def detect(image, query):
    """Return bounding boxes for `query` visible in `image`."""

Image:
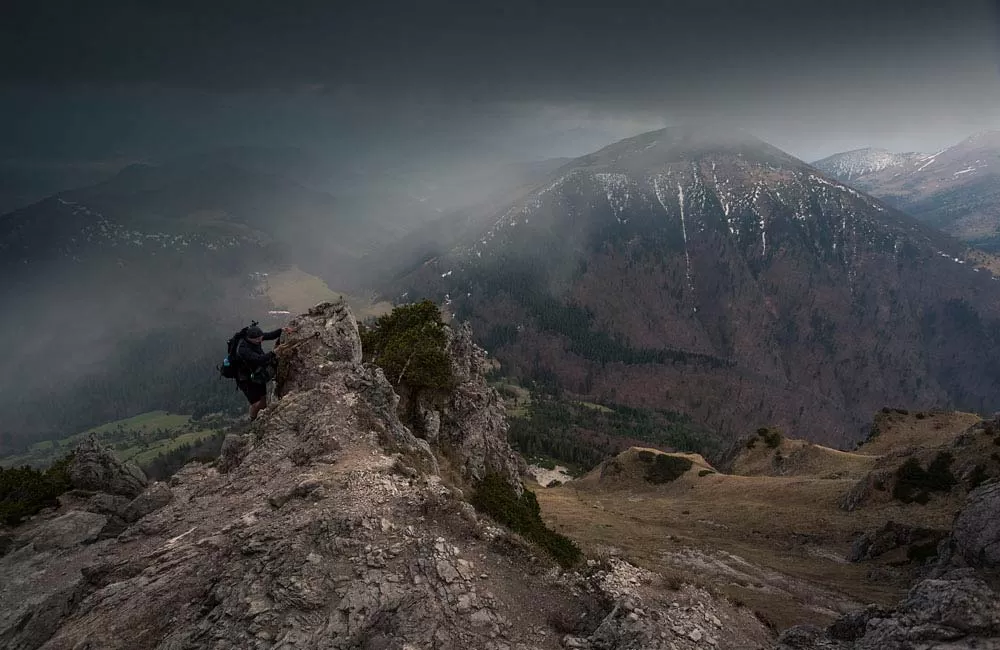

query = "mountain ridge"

[394,126,1000,448]
[815,131,1000,250]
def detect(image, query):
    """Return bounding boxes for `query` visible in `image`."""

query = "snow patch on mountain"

[595,172,631,223]
[813,148,927,181]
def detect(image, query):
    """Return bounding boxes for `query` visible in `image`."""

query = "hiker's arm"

[239,344,276,367]
[262,328,283,341]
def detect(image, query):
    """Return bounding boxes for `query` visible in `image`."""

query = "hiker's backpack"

[218,321,257,379]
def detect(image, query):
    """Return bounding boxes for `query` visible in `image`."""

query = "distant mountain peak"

[812,147,927,182]
[955,130,1000,150]
[563,125,803,177]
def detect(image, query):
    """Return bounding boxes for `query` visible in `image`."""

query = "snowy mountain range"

[814,132,1000,250]
[812,148,929,181]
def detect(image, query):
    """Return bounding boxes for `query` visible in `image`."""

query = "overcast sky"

[1,0,998,171]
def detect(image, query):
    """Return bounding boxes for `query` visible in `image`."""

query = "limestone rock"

[68,436,147,498]
[951,480,1000,570]
[847,521,947,563]
[419,322,524,491]
[216,433,248,473]
[839,469,892,512]
[23,511,108,551]
[122,483,173,523]
[84,493,130,519]
[274,298,362,398]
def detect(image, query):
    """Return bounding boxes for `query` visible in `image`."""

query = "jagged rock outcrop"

[217,433,249,473]
[947,480,1000,571]
[847,521,948,563]
[838,469,892,512]
[777,482,1000,649]
[121,483,173,523]
[0,439,176,649]
[426,322,525,488]
[68,435,148,498]
[0,299,769,650]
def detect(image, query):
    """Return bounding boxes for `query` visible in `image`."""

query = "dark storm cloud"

[2,1,995,99]
[1,0,998,160]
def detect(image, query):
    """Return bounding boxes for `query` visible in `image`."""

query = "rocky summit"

[0,299,775,650]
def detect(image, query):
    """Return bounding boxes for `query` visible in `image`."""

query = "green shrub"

[892,452,957,504]
[645,454,693,484]
[761,428,783,449]
[359,300,455,394]
[746,437,758,449]
[893,458,928,504]
[0,453,74,526]
[471,474,581,568]
[636,450,657,463]
[925,452,957,492]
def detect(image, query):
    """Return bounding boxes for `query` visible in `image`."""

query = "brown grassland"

[532,410,990,631]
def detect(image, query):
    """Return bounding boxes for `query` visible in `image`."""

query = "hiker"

[235,325,295,420]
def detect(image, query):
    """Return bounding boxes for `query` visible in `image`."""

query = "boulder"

[847,521,948,563]
[839,469,892,512]
[951,480,1000,570]
[216,433,248,473]
[23,511,108,551]
[122,483,173,523]
[85,493,131,519]
[69,436,147,498]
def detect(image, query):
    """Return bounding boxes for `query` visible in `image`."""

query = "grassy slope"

[535,410,989,632]
[264,266,392,320]
[1,411,219,469]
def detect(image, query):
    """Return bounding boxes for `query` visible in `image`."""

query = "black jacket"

[235,329,282,380]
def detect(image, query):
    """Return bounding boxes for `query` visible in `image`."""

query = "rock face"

[68,436,147,498]
[0,439,175,650]
[416,322,525,489]
[0,300,770,650]
[121,483,173,523]
[948,480,1000,571]
[847,521,948,563]
[777,482,1000,649]
[838,469,892,512]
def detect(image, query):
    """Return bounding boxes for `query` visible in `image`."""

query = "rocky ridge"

[0,299,770,650]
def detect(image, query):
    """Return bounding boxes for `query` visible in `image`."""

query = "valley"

[0,410,230,475]
[535,409,996,631]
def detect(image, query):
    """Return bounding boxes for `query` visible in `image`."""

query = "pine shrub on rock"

[644,454,693,484]
[359,300,455,394]
[0,453,74,525]
[471,474,581,568]
[758,427,783,449]
[892,452,957,504]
